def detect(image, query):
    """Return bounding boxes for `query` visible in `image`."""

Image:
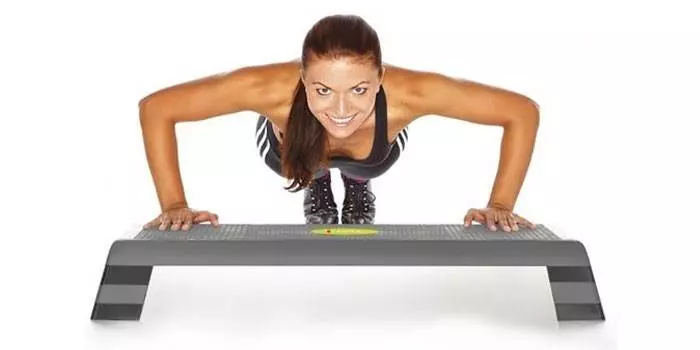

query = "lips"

[329,114,356,126]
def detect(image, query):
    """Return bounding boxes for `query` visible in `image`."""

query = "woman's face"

[301,56,384,140]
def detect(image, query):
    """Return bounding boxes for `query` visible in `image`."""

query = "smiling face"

[300,55,384,140]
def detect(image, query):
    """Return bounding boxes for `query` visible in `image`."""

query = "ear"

[299,68,306,86]
[377,66,386,91]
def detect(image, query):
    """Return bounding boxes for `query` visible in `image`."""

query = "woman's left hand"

[463,206,536,232]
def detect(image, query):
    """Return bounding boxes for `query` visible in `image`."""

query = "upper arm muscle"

[139,62,297,123]
[406,71,539,126]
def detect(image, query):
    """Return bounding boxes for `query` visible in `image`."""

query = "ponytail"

[280,78,329,192]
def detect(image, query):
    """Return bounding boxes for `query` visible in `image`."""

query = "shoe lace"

[344,179,373,213]
[309,176,335,213]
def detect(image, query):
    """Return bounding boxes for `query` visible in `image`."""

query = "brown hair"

[280,14,383,192]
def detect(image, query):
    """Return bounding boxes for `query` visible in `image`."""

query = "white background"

[1,0,698,349]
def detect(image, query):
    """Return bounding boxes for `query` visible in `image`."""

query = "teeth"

[330,115,354,123]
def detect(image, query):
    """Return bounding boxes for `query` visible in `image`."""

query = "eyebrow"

[311,81,370,89]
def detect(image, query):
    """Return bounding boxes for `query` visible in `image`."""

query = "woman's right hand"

[143,206,220,231]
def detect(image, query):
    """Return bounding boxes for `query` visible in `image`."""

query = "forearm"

[487,113,539,211]
[139,110,189,212]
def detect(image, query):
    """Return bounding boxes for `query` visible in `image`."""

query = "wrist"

[487,201,512,211]
[163,200,188,212]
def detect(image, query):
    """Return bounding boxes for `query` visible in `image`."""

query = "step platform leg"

[90,265,153,320]
[546,265,605,321]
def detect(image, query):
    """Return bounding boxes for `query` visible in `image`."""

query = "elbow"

[526,98,540,127]
[138,95,153,120]
[508,97,540,129]
[138,94,165,123]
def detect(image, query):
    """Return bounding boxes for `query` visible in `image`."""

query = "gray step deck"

[90,224,604,322]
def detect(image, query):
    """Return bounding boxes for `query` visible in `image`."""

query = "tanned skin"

[139,59,539,232]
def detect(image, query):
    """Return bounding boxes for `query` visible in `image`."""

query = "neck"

[326,109,376,146]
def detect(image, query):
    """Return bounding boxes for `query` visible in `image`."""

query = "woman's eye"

[316,88,330,95]
[354,87,367,94]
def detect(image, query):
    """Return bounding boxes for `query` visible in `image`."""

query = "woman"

[140,14,539,232]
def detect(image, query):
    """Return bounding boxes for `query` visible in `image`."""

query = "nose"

[334,96,348,117]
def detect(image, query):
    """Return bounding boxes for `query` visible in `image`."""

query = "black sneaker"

[303,171,339,224]
[340,173,376,224]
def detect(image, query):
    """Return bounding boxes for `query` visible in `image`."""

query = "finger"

[486,211,496,231]
[526,219,537,229]
[509,214,519,231]
[145,216,162,229]
[516,215,536,229]
[499,211,513,232]
[495,211,510,232]
[467,209,487,226]
[193,211,214,224]
[473,210,487,225]
[212,213,220,227]
[170,212,184,231]
[159,214,172,231]
[144,219,156,229]
[518,216,534,228]
[464,210,474,226]
[181,212,193,231]
[192,211,206,223]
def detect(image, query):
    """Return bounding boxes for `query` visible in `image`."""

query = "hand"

[143,206,220,231]
[463,206,536,232]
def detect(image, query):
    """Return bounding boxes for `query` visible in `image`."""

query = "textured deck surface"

[132,224,561,241]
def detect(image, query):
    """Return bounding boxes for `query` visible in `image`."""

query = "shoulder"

[202,59,301,124]
[382,63,464,118]
[239,59,301,116]
[380,63,425,119]
[381,64,456,123]
[382,63,538,126]
[137,59,301,124]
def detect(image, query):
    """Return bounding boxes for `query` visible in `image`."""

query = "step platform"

[90,223,604,322]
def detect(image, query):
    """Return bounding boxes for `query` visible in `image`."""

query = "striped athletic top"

[279,85,394,166]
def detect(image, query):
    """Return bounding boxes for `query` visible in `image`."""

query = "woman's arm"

[138,62,294,212]
[404,70,540,211]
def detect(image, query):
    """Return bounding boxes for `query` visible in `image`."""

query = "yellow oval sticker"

[311,227,378,236]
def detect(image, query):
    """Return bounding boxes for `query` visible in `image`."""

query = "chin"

[319,113,363,138]
[324,124,359,139]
